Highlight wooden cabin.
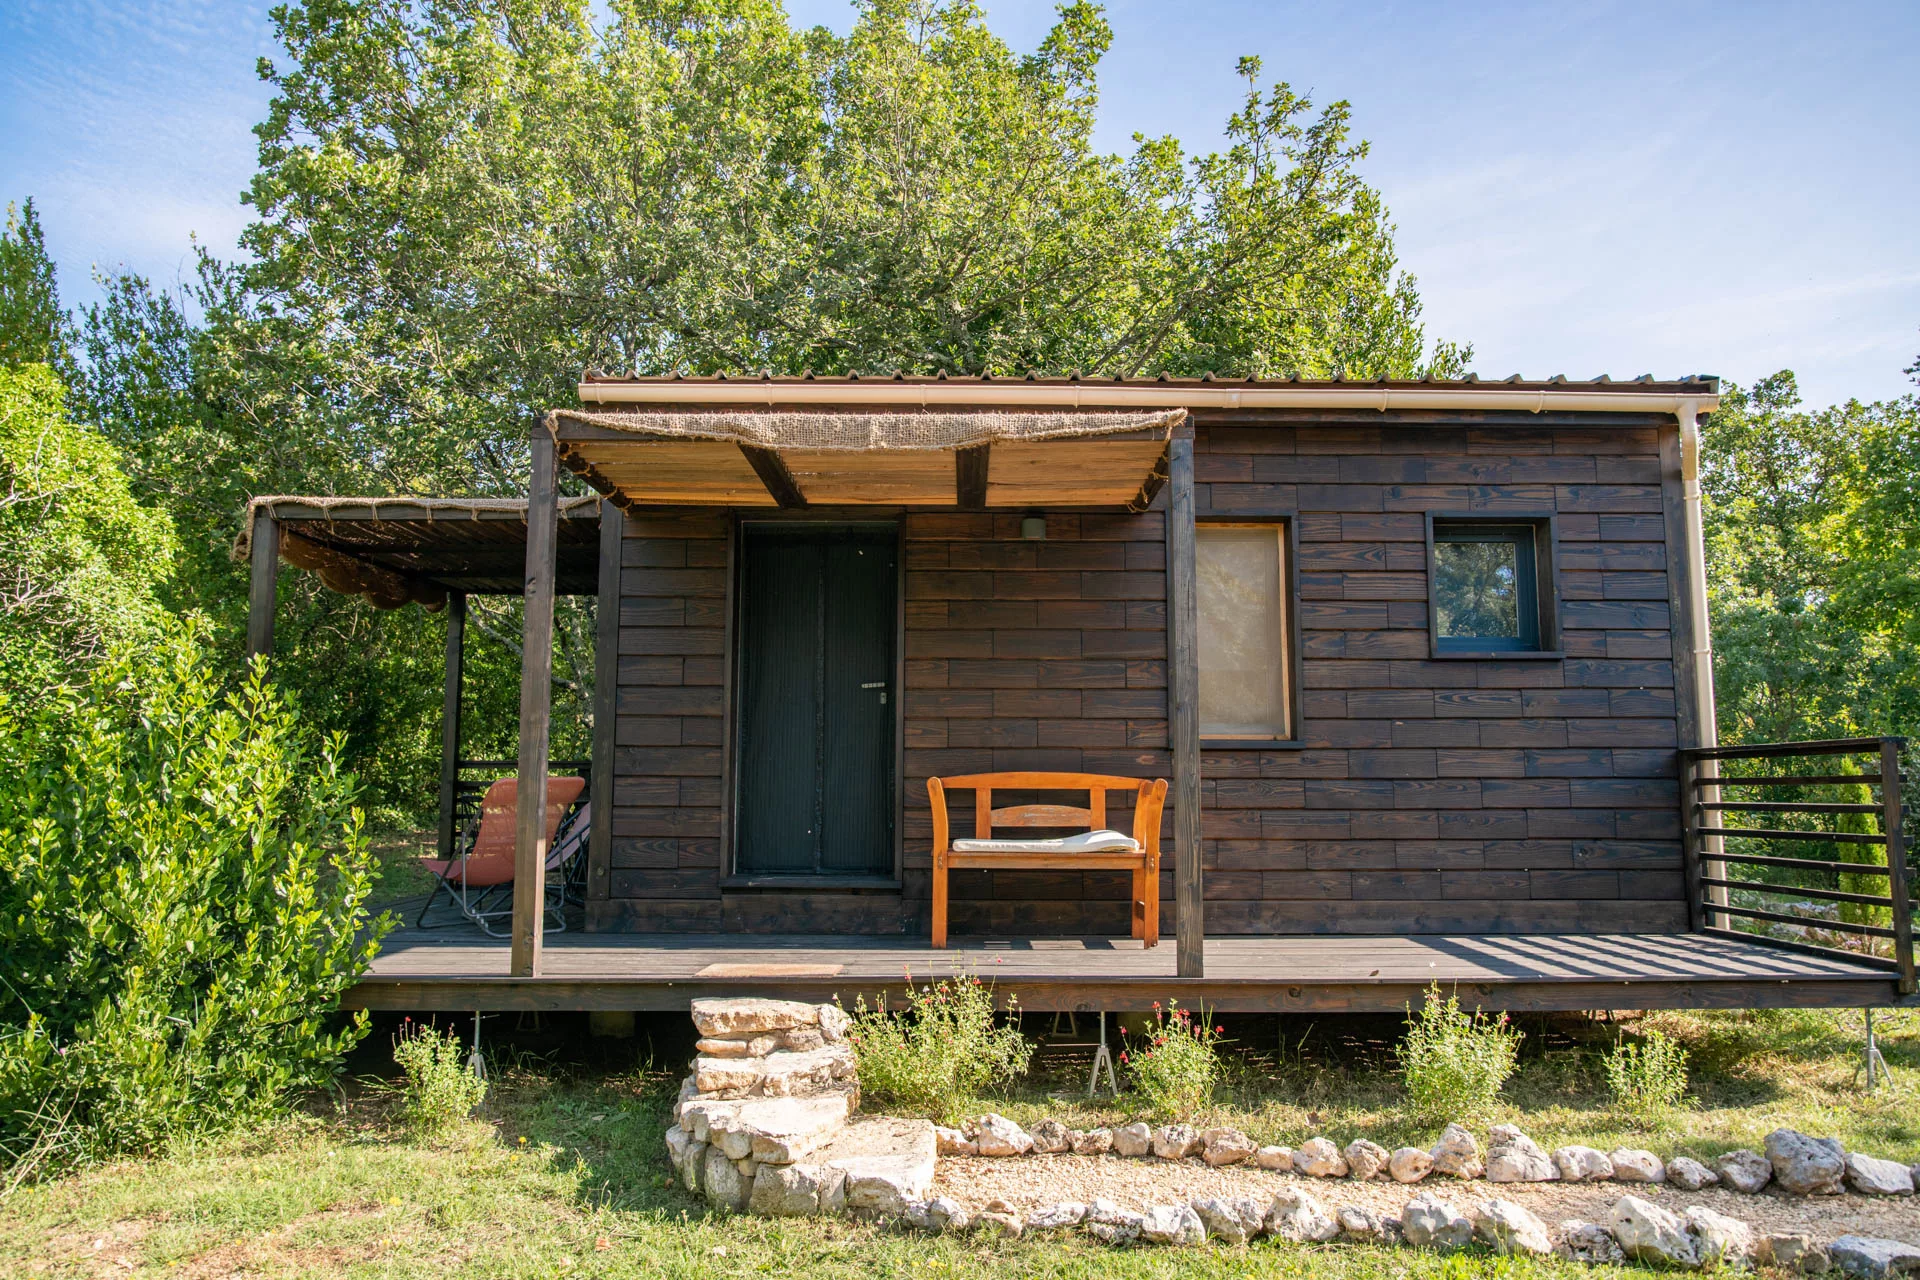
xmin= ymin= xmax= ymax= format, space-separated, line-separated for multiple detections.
xmin=243 ymin=375 xmax=1917 ymax=1014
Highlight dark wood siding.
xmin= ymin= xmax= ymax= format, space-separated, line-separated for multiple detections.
xmin=593 ymin=411 xmax=1689 ymax=937
xmin=1191 ymin=412 xmax=1686 ymax=934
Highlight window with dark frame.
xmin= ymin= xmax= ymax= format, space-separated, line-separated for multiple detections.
xmin=1196 ymin=523 xmax=1293 ymax=742
xmin=1428 ymin=519 xmax=1554 ymax=655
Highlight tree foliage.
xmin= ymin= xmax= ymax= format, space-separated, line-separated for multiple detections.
xmin=53 ymin=0 xmax=1465 ymax=816
xmin=0 ymin=620 xmax=387 ymax=1166
xmin=1703 ymin=372 xmax=1920 ymax=741
xmin=0 ymin=201 xmax=73 ymax=378
xmin=0 ymin=364 xmax=177 ymax=697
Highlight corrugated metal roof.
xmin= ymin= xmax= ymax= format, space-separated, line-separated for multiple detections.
xmin=579 ymin=370 xmax=1721 ymax=393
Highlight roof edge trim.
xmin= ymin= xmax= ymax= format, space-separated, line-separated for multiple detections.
xmin=576 ymin=381 xmax=1718 ymax=417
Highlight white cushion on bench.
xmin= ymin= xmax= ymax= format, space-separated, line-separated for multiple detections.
xmin=949 ymin=829 xmax=1141 ymax=855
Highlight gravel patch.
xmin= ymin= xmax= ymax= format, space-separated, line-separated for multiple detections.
xmin=935 ymin=1155 xmax=1920 ymax=1242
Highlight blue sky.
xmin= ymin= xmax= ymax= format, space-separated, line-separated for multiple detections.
xmin=4 ymin=0 xmax=1916 ymax=407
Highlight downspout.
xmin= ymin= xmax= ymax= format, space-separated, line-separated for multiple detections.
xmin=1677 ymin=396 xmax=1725 ymax=925
xmin=1676 ymin=396 xmax=1718 ymax=749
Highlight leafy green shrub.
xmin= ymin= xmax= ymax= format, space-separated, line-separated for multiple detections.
xmin=0 ymin=619 xmax=390 ymax=1169
xmin=1398 ymin=983 xmax=1523 ymax=1121
xmin=847 ymin=974 xmax=1030 ymax=1119
xmin=1604 ymin=1026 xmax=1690 ymax=1120
xmin=1123 ymin=1000 xmax=1224 ymax=1119
xmin=393 ymin=1021 xmax=486 ymax=1132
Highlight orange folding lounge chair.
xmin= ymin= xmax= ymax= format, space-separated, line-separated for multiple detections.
xmin=416 ymin=775 xmax=587 ymax=936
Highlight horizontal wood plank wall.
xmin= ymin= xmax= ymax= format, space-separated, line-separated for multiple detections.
xmin=1194 ymin=411 xmax=1687 ymax=934
xmin=594 ymin=410 xmax=1688 ymax=938
xmin=590 ymin=511 xmax=730 ymax=931
xmin=903 ymin=511 xmax=1174 ymax=937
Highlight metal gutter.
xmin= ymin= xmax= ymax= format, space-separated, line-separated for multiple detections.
xmin=578 ymin=380 xmax=1719 ymax=416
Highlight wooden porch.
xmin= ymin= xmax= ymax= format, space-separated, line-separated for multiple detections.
xmin=346 ymin=927 xmax=1908 ymax=1013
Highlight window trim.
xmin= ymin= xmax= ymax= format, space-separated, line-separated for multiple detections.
xmin=1195 ymin=518 xmax=1304 ymax=749
xmin=1424 ymin=512 xmax=1563 ymax=660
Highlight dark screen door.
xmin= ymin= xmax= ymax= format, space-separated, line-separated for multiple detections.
xmin=734 ymin=523 xmax=896 ymax=876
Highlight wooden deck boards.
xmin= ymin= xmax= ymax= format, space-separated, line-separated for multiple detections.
xmin=349 ymin=929 xmax=1906 ymax=1013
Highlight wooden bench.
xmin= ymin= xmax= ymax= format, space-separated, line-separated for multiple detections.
xmin=928 ymin=771 xmax=1169 ymax=949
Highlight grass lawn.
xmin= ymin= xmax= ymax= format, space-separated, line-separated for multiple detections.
xmin=5 ymin=1006 xmax=1916 ymax=1279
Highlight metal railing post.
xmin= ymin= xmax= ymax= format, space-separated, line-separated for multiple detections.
xmin=1880 ymin=738 xmax=1915 ymax=994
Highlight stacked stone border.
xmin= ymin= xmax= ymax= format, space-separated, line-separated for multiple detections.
xmin=664 ymin=1001 xmax=1920 ymax=1276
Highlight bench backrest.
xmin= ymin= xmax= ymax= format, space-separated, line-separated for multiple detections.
xmin=928 ymin=771 xmax=1167 ymax=848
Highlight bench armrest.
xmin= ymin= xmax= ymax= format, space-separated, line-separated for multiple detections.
xmin=928 ymin=776 xmax=949 ymax=855
xmin=1132 ymin=778 xmax=1168 ymax=855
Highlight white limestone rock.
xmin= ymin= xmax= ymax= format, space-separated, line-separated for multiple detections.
xmin=694 ymin=1056 xmax=764 ymax=1096
xmin=1559 ymin=1220 xmax=1627 ymax=1266
xmin=708 ymin=1093 xmax=853 ymax=1165
xmin=1265 ymin=1189 xmax=1339 ymax=1243
xmin=681 ymin=1138 xmax=708 ymax=1193
xmin=1336 ymin=1204 xmax=1395 ymax=1244
xmin=814 ymin=1117 xmax=937 ymax=1218
xmin=691 ymin=997 xmax=821 ymax=1038
xmin=974 ymin=1210 xmax=1023 ymax=1238
xmin=1389 ymin=1146 xmax=1434 ymax=1183
xmin=973 ymin=1113 xmax=1034 ymax=1157
xmin=1071 ymin=1128 xmax=1113 ymax=1156
xmin=1400 ymin=1192 xmax=1473 ymax=1249
xmin=1024 ymin=1201 xmax=1088 ymax=1232
xmin=1139 ymin=1202 xmax=1206 ymax=1246
xmin=1153 ymin=1123 xmax=1201 ymax=1160
xmin=1844 ymin=1152 xmax=1916 ymax=1196
xmin=1766 ymin=1128 xmax=1846 ymax=1196
xmin=1667 ymin=1156 xmax=1719 ymax=1191
xmin=1608 ymin=1194 xmax=1698 ymax=1268
xmin=1486 ymin=1125 xmax=1557 ymax=1183
xmin=704 ymin=1145 xmax=750 ymax=1212
xmin=924 ymin=1196 xmax=971 ymax=1233
xmin=665 ymin=1123 xmax=692 ymax=1173
xmin=1471 ymin=1198 xmax=1555 ymax=1257
xmin=1295 ymin=1136 xmax=1349 ymax=1177
xmin=748 ymin=1160 xmax=845 ymax=1217
xmin=696 ymin=1037 xmax=755 ymax=1058
xmin=1344 ymin=1138 xmax=1391 ymax=1180
xmin=1718 ymin=1148 xmax=1773 ymax=1193
xmin=933 ymin=1125 xmax=976 ymax=1157
xmin=757 ymin=1044 xmax=858 ymax=1098
xmin=1112 ymin=1121 xmax=1153 ymax=1158
xmin=1760 ymin=1233 xmax=1832 ymax=1275
xmin=816 ymin=1003 xmax=851 ymax=1043
xmin=1028 ymin=1118 xmax=1073 ymax=1155
xmin=1202 ymin=1128 xmax=1257 ymax=1167
xmin=1829 ymin=1237 xmax=1920 ymax=1279
xmin=1687 ymin=1205 xmax=1755 ymax=1270
xmin=1429 ymin=1123 xmax=1484 ymax=1179
xmin=1608 ymin=1147 xmax=1665 ymax=1184
xmin=1191 ymin=1195 xmax=1265 ymax=1245
xmin=1255 ymin=1144 xmax=1295 ymax=1172
xmin=1552 ymin=1145 xmax=1614 ymax=1182
xmin=1085 ymin=1198 xmax=1145 ymax=1245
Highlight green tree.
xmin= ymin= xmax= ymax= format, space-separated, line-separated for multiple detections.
xmin=0 ymin=363 xmax=177 ymax=699
xmin=69 ymin=0 xmax=1467 ymax=817
xmin=0 ymin=200 xmax=73 ymax=376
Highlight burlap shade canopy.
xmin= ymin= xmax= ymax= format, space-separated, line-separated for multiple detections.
xmin=546 ymin=407 xmax=1187 ymax=509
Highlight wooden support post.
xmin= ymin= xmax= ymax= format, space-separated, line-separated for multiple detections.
xmin=246 ymin=509 xmax=279 ymax=663
xmin=1661 ymin=423 xmax=1725 ymax=927
xmin=955 ymin=444 xmax=989 ymax=509
xmin=1166 ymin=434 xmax=1204 ymax=978
xmin=436 ymin=593 xmax=466 ymax=862
xmin=1881 ymin=738 xmax=1915 ymax=995
xmin=511 ymin=428 xmax=560 ymax=978
xmin=587 ymin=499 xmax=624 ymax=913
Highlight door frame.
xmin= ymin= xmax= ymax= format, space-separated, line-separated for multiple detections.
xmin=720 ymin=512 xmax=906 ymax=889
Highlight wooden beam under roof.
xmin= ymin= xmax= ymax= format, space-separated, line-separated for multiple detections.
xmin=955 ymin=444 xmax=989 ymax=509
xmin=739 ymin=444 xmax=808 ymax=508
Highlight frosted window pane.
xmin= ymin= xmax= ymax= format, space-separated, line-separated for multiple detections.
xmin=1197 ymin=526 xmax=1288 ymax=739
